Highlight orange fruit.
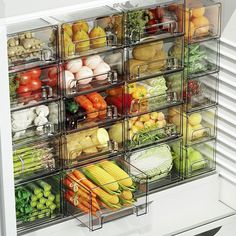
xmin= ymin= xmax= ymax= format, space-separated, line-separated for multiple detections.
xmin=185 ymin=21 xmax=195 ymax=40
xmin=191 ymin=7 xmax=205 ymax=17
xmin=192 ymin=16 xmax=210 ymax=36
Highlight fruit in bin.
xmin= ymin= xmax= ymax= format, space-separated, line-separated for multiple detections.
xmin=94 ymin=62 xmax=111 ymax=80
xmin=134 ymin=121 xmax=144 ymax=131
xmin=131 ymin=125 xmax=139 ymax=135
xmin=80 ymin=136 xmax=98 ymax=154
xmin=189 ymin=113 xmax=202 ymax=126
xmin=183 ymin=124 xmax=194 ymax=141
xmin=17 ymin=72 xmax=31 ymax=85
xmin=16 ymin=85 xmax=32 ymax=97
xmin=91 ymin=128 xmax=109 ymax=149
xmin=75 ymin=66 xmax=93 ymax=85
xmin=191 ymin=7 xmax=205 ymax=18
xmin=192 ymin=16 xmax=210 ymax=36
xmin=156 ymin=119 xmax=167 ymax=129
xmin=144 ymin=119 xmax=155 ymax=128
xmin=128 ymin=59 xmax=148 ymax=76
xmin=29 ymin=79 xmax=42 ymax=91
xmin=157 ymin=112 xmax=165 ymax=121
xmin=84 ymin=55 xmax=103 ymax=70
xmin=66 ymin=59 xmax=83 ymax=73
xmin=62 ymin=24 xmax=73 ymax=37
xmin=132 ymin=44 xmax=156 ymax=61
xmin=139 ymin=114 xmax=150 ymax=122
xmin=72 ymin=20 xmax=89 ymax=33
xmin=188 ymin=150 xmax=205 ymax=171
xmin=168 ymin=107 xmax=179 ymax=117
xmin=150 ymin=112 xmax=158 ymax=120
xmin=28 ymin=68 xmax=41 ymax=80
xmin=192 ymin=124 xmax=204 ymax=139
xmin=64 ymin=33 xmax=75 ymax=56
xmin=73 ymin=30 xmax=90 ymax=52
xmin=147 ymin=50 xmax=167 ymax=71
xmin=108 ymin=123 xmax=123 ymax=144
xmin=89 ymin=26 xmax=107 ymax=48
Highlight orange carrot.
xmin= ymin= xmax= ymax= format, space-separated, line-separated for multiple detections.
xmin=63 ymin=178 xmax=78 ymax=192
xmin=77 ymin=197 xmax=100 ymax=211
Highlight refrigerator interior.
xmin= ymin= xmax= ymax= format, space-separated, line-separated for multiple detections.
xmin=0 ymin=0 xmax=236 ymax=236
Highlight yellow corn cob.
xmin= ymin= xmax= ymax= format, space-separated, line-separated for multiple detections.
xmin=99 ymin=161 xmax=133 ymax=187
xmin=121 ymin=190 xmax=133 ymax=200
xmin=84 ymin=165 xmax=119 ymax=192
xmin=96 ymin=187 xmax=119 ymax=205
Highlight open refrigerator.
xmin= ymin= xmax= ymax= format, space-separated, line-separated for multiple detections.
xmin=0 ymin=0 xmax=236 ymax=236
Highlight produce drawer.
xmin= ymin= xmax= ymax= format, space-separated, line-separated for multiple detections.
xmin=9 ymin=64 xmax=61 ymax=110
xmin=14 ymin=138 xmax=61 ymax=184
xmin=175 ymin=106 xmax=217 ymax=145
xmin=11 ymin=101 xmax=60 ymax=144
xmin=126 ymin=36 xmax=184 ymax=82
xmin=127 ymin=71 xmax=183 ymax=115
xmin=185 ymin=0 xmax=221 ymax=43
xmin=184 ymin=73 xmax=219 ymax=112
xmin=7 ymin=20 xmax=58 ymax=71
xmin=64 ymin=87 xmax=124 ymax=132
xmin=63 ymin=157 xmax=148 ymax=231
xmin=126 ymin=106 xmax=182 ymax=151
xmin=16 ymin=174 xmax=61 ymax=232
xmin=172 ymin=138 xmax=216 ymax=178
xmin=118 ymin=0 xmax=184 ymax=45
xmin=52 ymin=7 xmax=123 ymax=60
xmin=185 ymin=38 xmax=220 ymax=78
xmin=63 ymin=122 xmax=124 ymax=167
xmin=62 ymin=49 xmax=124 ymax=97
xmin=127 ymin=138 xmax=183 ymax=191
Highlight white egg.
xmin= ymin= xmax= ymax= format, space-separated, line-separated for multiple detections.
xmin=64 ymin=70 xmax=76 ymax=89
xmin=66 ymin=59 xmax=83 ymax=73
xmin=75 ymin=66 xmax=93 ymax=85
xmin=84 ymin=55 xmax=103 ymax=69
xmin=94 ymin=62 xmax=111 ymax=80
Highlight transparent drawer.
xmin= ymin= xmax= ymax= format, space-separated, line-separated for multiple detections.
xmin=127 ymin=138 xmax=182 ymax=191
xmin=184 ymin=73 xmax=219 ymax=111
xmin=7 ymin=19 xmax=58 ymax=71
xmin=11 ymin=101 xmax=60 ymax=144
xmin=63 ymin=157 xmax=148 ymax=231
xmin=126 ymin=106 xmax=182 ymax=150
xmin=63 ymin=122 xmax=124 ymax=167
xmin=172 ymin=139 xmax=216 ymax=178
xmin=185 ymin=0 xmax=221 ymax=43
xmin=62 ymin=49 xmax=124 ymax=97
xmin=126 ymin=37 xmax=184 ymax=81
xmin=52 ymin=7 xmax=123 ymax=60
xmin=64 ymin=87 xmax=124 ymax=132
xmin=14 ymin=138 xmax=60 ymax=184
xmin=171 ymin=106 xmax=217 ymax=145
xmin=185 ymin=39 xmax=220 ymax=78
xmin=127 ymin=71 xmax=183 ymax=115
xmin=16 ymin=174 xmax=61 ymax=230
xmin=9 ymin=64 xmax=61 ymax=110
xmin=117 ymin=0 xmax=184 ymax=45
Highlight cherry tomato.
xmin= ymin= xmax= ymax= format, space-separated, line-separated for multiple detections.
xmin=29 ymin=79 xmax=42 ymax=91
xmin=16 ymin=85 xmax=32 ymax=97
xmin=19 ymin=72 xmax=32 ymax=85
xmin=28 ymin=68 xmax=42 ymax=80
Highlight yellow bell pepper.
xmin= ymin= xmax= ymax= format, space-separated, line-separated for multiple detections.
xmin=127 ymin=83 xmax=137 ymax=94
xmin=131 ymin=86 xmax=147 ymax=99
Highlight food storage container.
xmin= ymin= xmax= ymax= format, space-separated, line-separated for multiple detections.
xmin=62 ymin=49 xmax=124 ymax=97
xmin=9 ymin=64 xmax=61 ymax=110
xmin=63 ymin=156 xmax=148 ymax=231
xmin=172 ymin=138 xmax=216 ymax=178
xmin=126 ymin=106 xmax=182 ymax=150
xmin=63 ymin=122 xmax=124 ymax=167
xmin=126 ymin=36 xmax=184 ymax=82
xmin=127 ymin=138 xmax=183 ymax=191
xmin=185 ymin=0 xmax=221 ymax=43
xmin=7 ymin=19 xmax=58 ymax=71
xmin=127 ymin=71 xmax=183 ymax=115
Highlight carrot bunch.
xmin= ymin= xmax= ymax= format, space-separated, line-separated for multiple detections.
xmin=74 ymin=92 xmax=107 ymax=119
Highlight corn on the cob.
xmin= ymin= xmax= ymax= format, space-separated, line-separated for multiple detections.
xmin=120 ymin=190 xmax=133 ymax=200
xmin=83 ymin=165 xmax=119 ymax=192
xmin=96 ymin=187 xmax=119 ymax=205
xmin=99 ymin=161 xmax=133 ymax=187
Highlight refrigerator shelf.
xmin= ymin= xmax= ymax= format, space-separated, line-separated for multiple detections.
xmin=63 ymin=156 xmax=148 ymax=231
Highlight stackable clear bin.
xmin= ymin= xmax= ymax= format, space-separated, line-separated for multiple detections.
xmin=126 ymin=106 xmax=182 ymax=150
xmin=185 ymin=38 xmax=220 ymax=78
xmin=172 ymin=138 xmax=216 ymax=178
xmin=11 ymin=101 xmax=60 ymax=144
xmin=52 ymin=7 xmax=124 ymax=60
xmin=185 ymin=0 xmax=221 ymax=43
xmin=63 ymin=156 xmax=148 ymax=231
xmin=116 ymin=0 xmax=184 ymax=45
xmin=126 ymin=37 xmax=184 ymax=82
xmin=127 ymin=138 xmax=183 ymax=191
xmin=184 ymin=73 xmax=219 ymax=111
xmin=63 ymin=122 xmax=124 ymax=167
xmin=127 ymin=71 xmax=183 ymax=116
xmin=62 ymin=49 xmax=124 ymax=97
xmin=9 ymin=64 xmax=60 ymax=110
xmin=16 ymin=174 xmax=61 ymax=231
xmin=7 ymin=19 xmax=58 ymax=71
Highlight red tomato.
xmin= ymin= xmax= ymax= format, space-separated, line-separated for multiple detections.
xmin=28 ymin=68 xmax=42 ymax=80
xmin=48 ymin=67 xmax=57 ymax=78
xmin=29 ymin=79 xmax=42 ymax=91
xmin=43 ymin=76 xmax=57 ymax=87
xmin=19 ymin=72 xmax=31 ymax=85
xmin=31 ymin=91 xmax=42 ymax=101
xmin=16 ymin=85 xmax=32 ymax=97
